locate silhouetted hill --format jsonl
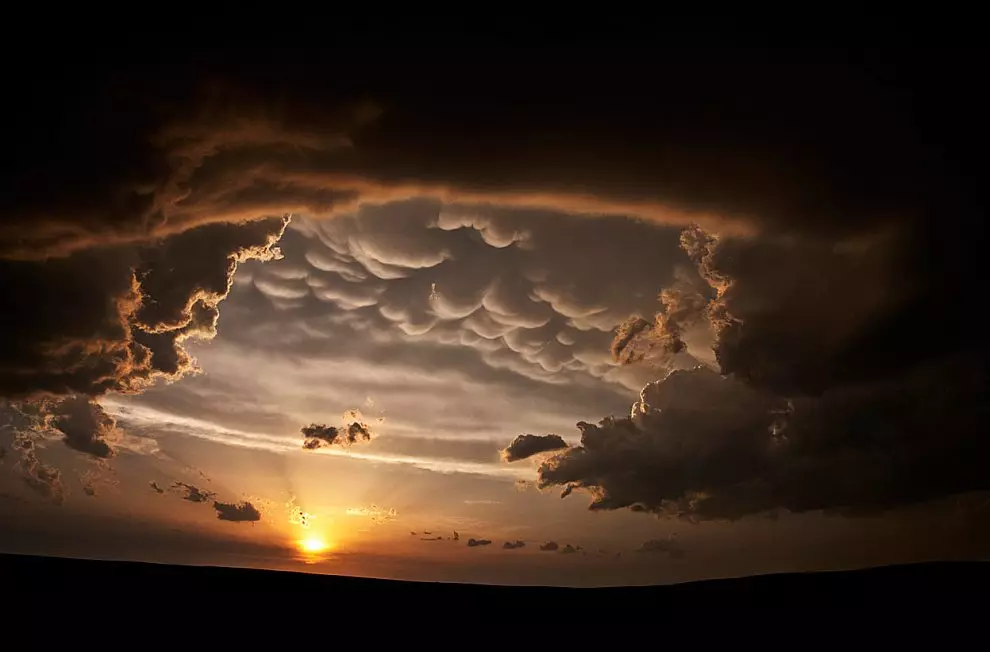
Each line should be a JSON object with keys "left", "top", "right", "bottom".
{"left": 2, "top": 553, "right": 986, "bottom": 607}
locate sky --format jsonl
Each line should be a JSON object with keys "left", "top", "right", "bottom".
{"left": 1, "top": 40, "right": 988, "bottom": 586}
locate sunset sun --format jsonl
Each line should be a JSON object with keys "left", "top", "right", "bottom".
{"left": 298, "top": 536, "right": 330, "bottom": 555}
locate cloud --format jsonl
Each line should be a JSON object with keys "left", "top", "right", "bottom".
{"left": 0, "top": 216, "right": 288, "bottom": 399}
{"left": 560, "top": 544, "right": 581, "bottom": 554}
{"left": 149, "top": 481, "right": 165, "bottom": 494}
{"left": 301, "top": 420, "right": 373, "bottom": 450}
{"left": 213, "top": 501, "right": 262, "bottom": 522}
{"left": 539, "top": 541, "right": 559, "bottom": 552}
{"left": 501, "top": 434, "right": 568, "bottom": 462}
{"left": 637, "top": 537, "right": 686, "bottom": 559}
{"left": 537, "top": 358, "right": 990, "bottom": 520}
{"left": 14, "top": 439, "right": 64, "bottom": 505}
{"left": 466, "top": 538, "right": 492, "bottom": 547}
{"left": 49, "top": 396, "right": 118, "bottom": 459}
{"left": 171, "top": 482, "right": 216, "bottom": 503}
{"left": 502, "top": 540, "right": 525, "bottom": 549}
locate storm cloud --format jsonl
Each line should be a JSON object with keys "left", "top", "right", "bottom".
{"left": 6, "top": 47, "right": 980, "bottom": 409}
{"left": 501, "top": 434, "right": 568, "bottom": 462}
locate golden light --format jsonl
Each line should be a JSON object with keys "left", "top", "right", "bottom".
{"left": 298, "top": 535, "right": 331, "bottom": 555}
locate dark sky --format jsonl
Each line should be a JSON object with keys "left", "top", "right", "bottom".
{"left": 1, "top": 38, "right": 988, "bottom": 584}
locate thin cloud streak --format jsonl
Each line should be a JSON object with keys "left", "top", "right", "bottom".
{"left": 100, "top": 400, "right": 531, "bottom": 480}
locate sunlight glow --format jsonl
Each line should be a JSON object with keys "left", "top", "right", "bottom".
{"left": 298, "top": 535, "right": 331, "bottom": 554}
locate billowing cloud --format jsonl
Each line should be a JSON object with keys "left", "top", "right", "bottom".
{"left": 171, "top": 482, "right": 216, "bottom": 504}
{"left": 538, "top": 358, "right": 990, "bottom": 520}
{"left": 0, "top": 217, "right": 288, "bottom": 399}
{"left": 213, "top": 501, "right": 262, "bottom": 523}
{"left": 501, "top": 434, "right": 568, "bottom": 462}
{"left": 49, "top": 396, "right": 118, "bottom": 459}
{"left": 502, "top": 540, "right": 526, "bottom": 550}
{"left": 539, "top": 541, "right": 559, "bottom": 552}
{"left": 466, "top": 538, "right": 492, "bottom": 547}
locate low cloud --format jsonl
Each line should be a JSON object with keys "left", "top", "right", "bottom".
{"left": 302, "top": 421, "right": 373, "bottom": 449}
{"left": 213, "top": 501, "right": 262, "bottom": 522}
{"left": 539, "top": 541, "right": 559, "bottom": 552}
{"left": 502, "top": 540, "right": 526, "bottom": 550}
{"left": 172, "top": 482, "right": 216, "bottom": 504}
{"left": 467, "top": 538, "right": 492, "bottom": 547}
{"left": 149, "top": 481, "right": 165, "bottom": 494}
{"left": 501, "top": 434, "right": 568, "bottom": 462}
{"left": 560, "top": 544, "right": 581, "bottom": 554}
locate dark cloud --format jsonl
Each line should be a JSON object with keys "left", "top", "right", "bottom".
{"left": 501, "top": 434, "right": 568, "bottom": 463}
{"left": 301, "top": 420, "right": 373, "bottom": 450}
{"left": 539, "top": 541, "right": 559, "bottom": 552}
{"left": 466, "top": 538, "right": 492, "bottom": 547}
{"left": 8, "top": 47, "right": 980, "bottom": 404}
{"left": 538, "top": 360, "right": 990, "bottom": 520}
{"left": 0, "top": 217, "right": 287, "bottom": 399}
{"left": 560, "top": 544, "right": 581, "bottom": 555}
{"left": 502, "top": 540, "right": 525, "bottom": 550}
{"left": 213, "top": 501, "right": 262, "bottom": 522}
{"left": 171, "top": 482, "right": 216, "bottom": 504}
{"left": 49, "top": 396, "right": 117, "bottom": 459}
{"left": 149, "top": 481, "right": 165, "bottom": 494}
{"left": 637, "top": 537, "right": 686, "bottom": 559}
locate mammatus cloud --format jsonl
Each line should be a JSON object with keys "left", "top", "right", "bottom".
{"left": 636, "top": 536, "right": 686, "bottom": 559}
{"left": 301, "top": 421, "right": 373, "bottom": 449}
{"left": 501, "top": 434, "right": 568, "bottom": 462}
{"left": 172, "top": 482, "right": 216, "bottom": 504}
{"left": 502, "top": 540, "right": 526, "bottom": 550}
{"left": 213, "top": 501, "right": 262, "bottom": 522}
{"left": 466, "top": 538, "right": 492, "bottom": 547}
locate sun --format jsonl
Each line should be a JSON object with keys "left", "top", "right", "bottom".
{"left": 298, "top": 535, "right": 331, "bottom": 554}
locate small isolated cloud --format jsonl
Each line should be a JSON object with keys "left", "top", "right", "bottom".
{"left": 149, "top": 481, "right": 164, "bottom": 494}
{"left": 213, "top": 501, "right": 262, "bottom": 522}
{"left": 50, "top": 396, "right": 117, "bottom": 459}
{"left": 172, "top": 481, "right": 216, "bottom": 503}
{"left": 560, "top": 544, "right": 581, "bottom": 554}
{"left": 503, "top": 540, "right": 526, "bottom": 550}
{"left": 501, "top": 434, "right": 568, "bottom": 462}
{"left": 467, "top": 538, "right": 492, "bottom": 547}
{"left": 636, "top": 537, "right": 686, "bottom": 559}
{"left": 421, "top": 536, "right": 443, "bottom": 541}
{"left": 539, "top": 541, "right": 559, "bottom": 552}
{"left": 301, "top": 421, "right": 373, "bottom": 450}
